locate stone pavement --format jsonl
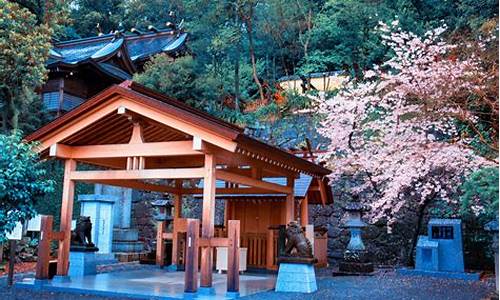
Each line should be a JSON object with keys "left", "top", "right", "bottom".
{"left": 1, "top": 265, "right": 495, "bottom": 300}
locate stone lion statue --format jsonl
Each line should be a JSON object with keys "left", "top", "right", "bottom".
{"left": 284, "top": 221, "right": 313, "bottom": 258}
{"left": 71, "top": 216, "right": 94, "bottom": 247}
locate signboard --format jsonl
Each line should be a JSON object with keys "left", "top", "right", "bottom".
{"left": 27, "top": 214, "right": 42, "bottom": 232}
{"left": 5, "top": 222, "right": 23, "bottom": 240}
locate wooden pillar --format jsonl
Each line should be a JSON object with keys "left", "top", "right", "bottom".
{"left": 285, "top": 177, "right": 295, "bottom": 223}
{"left": 171, "top": 190, "right": 182, "bottom": 266}
{"left": 266, "top": 228, "right": 274, "bottom": 270}
{"left": 184, "top": 218, "right": 199, "bottom": 293}
{"left": 201, "top": 154, "right": 216, "bottom": 287}
{"left": 57, "top": 159, "right": 76, "bottom": 276}
{"left": 156, "top": 220, "right": 166, "bottom": 267}
{"left": 227, "top": 220, "right": 240, "bottom": 293}
{"left": 300, "top": 195, "right": 309, "bottom": 227}
{"left": 36, "top": 215, "right": 53, "bottom": 279}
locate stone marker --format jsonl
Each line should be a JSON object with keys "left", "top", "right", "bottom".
{"left": 399, "top": 218, "right": 480, "bottom": 280}
{"left": 78, "top": 194, "right": 117, "bottom": 262}
{"left": 275, "top": 222, "right": 318, "bottom": 293}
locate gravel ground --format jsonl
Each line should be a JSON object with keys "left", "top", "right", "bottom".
{"left": 0, "top": 266, "right": 496, "bottom": 300}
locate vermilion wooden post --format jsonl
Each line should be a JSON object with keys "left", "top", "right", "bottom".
{"left": 227, "top": 220, "right": 240, "bottom": 293}
{"left": 201, "top": 154, "right": 216, "bottom": 288}
{"left": 266, "top": 228, "right": 274, "bottom": 270}
{"left": 184, "top": 218, "right": 199, "bottom": 293}
{"left": 156, "top": 221, "right": 166, "bottom": 267}
{"left": 285, "top": 177, "right": 295, "bottom": 223}
{"left": 57, "top": 159, "right": 76, "bottom": 276}
{"left": 300, "top": 195, "right": 309, "bottom": 227}
{"left": 171, "top": 190, "right": 182, "bottom": 267}
{"left": 36, "top": 215, "right": 53, "bottom": 279}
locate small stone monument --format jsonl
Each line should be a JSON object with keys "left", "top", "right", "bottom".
{"left": 399, "top": 218, "right": 480, "bottom": 280}
{"left": 275, "top": 221, "right": 317, "bottom": 293}
{"left": 78, "top": 194, "right": 117, "bottom": 263}
{"left": 68, "top": 216, "right": 99, "bottom": 277}
{"left": 484, "top": 219, "right": 498, "bottom": 292}
{"left": 335, "top": 201, "right": 374, "bottom": 275}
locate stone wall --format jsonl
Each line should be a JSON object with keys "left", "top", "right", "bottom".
{"left": 309, "top": 189, "right": 495, "bottom": 268}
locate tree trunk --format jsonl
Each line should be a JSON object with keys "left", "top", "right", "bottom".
{"left": 407, "top": 196, "right": 433, "bottom": 266}
{"left": 242, "top": 5, "right": 265, "bottom": 101}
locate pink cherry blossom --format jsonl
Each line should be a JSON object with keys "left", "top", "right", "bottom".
{"left": 318, "top": 22, "right": 498, "bottom": 229}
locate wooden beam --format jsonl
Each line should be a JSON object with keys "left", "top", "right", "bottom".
{"left": 49, "top": 141, "right": 200, "bottom": 159}
{"left": 198, "top": 237, "right": 229, "bottom": 248}
{"left": 180, "top": 187, "right": 284, "bottom": 195}
{"left": 57, "top": 159, "right": 76, "bottom": 276}
{"left": 120, "top": 100, "right": 238, "bottom": 152}
{"left": 216, "top": 170, "right": 293, "bottom": 194}
{"left": 83, "top": 179, "right": 179, "bottom": 193}
{"left": 201, "top": 154, "right": 216, "bottom": 288}
{"left": 69, "top": 168, "right": 205, "bottom": 181}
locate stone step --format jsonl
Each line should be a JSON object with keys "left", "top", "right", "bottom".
{"left": 112, "top": 241, "right": 144, "bottom": 253}
{"left": 113, "top": 229, "right": 139, "bottom": 241}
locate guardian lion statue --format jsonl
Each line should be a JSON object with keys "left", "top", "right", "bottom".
{"left": 71, "top": 216, "right": 95, "bottom": 247}
{"left": 284, "top": 221, "right": 313, "bottom": 258}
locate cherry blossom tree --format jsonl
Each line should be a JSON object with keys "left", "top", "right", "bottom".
{"left": 318, "top": 20, "right": 498, "bottom": 243}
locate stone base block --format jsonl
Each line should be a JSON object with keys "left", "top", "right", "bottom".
{"left": 275, "top": 262, "right": 317, "bottom": 293}
{"left": 339, "top": 261, "right": 374, "bottom": 274}
{"left": 113, "top": 229, "right": 139, "bottom": 241}
{"left": 398, "top": 268, "right": 481, "bottom": 281}
{"left": 69, "top": 251, "right": 97, "bottom": 277}
{"left": 112, "top": 241, "right": 144, "bottom": 252}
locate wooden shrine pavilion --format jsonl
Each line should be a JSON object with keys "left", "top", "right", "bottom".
{"left": 26, "top": 80, "right": 332, "bottom": 293}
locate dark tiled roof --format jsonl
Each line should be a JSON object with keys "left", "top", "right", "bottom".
{"left": 48, "top": 30, "right": 187, "bottom": 68}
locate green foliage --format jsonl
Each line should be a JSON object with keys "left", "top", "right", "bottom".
{"left": 0, "top": 0, "right": 51, "bottom": 133}
{"left": 13, "top": 0, "right": 73, "bottom": 39}
{"left": 460, "top": 167, "right": 499, "bottom": 224}
{"left": 0, "top": 132, "right": 54, "bottom": 242}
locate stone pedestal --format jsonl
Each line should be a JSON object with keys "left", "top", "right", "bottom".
{"left": 68, "top": 251, "right": 98, "bottom": 277}
{"left": 275, "top": 262, "right": 317, "bottom": 293}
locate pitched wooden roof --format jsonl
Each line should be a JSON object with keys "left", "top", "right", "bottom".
{"left": 26, "top": 81, "right": 331, "bottom": 178}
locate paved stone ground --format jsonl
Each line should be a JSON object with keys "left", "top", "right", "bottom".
{"left": 0, "top": 266, "right": 496, "bottom": 300}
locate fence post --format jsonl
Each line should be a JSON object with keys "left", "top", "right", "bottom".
{"left": 227, "top": 220, "right": 240, "bottom": 294}
{"left": 184, "top": 218, "right": 199, "bottom": 293}
{"left": 35, "top": 215, "right": 53, "bottom": 280}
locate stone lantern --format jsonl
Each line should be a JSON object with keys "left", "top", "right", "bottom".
{"left": 337, "top": 199, "right": 374, "bottom": 274}
{"left": 151, "top": 199, "right": 174, "bottom": 222}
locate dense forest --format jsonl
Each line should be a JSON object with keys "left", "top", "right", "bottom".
{"left": 4, "top": 0, "right": 499, "bottom": 146}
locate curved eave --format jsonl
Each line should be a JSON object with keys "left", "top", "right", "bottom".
{"left": 131, "top": 32, "right": 188, "bottom": 62}
{"left": 234, "top": 135, "right": 331, "bottom": 178}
